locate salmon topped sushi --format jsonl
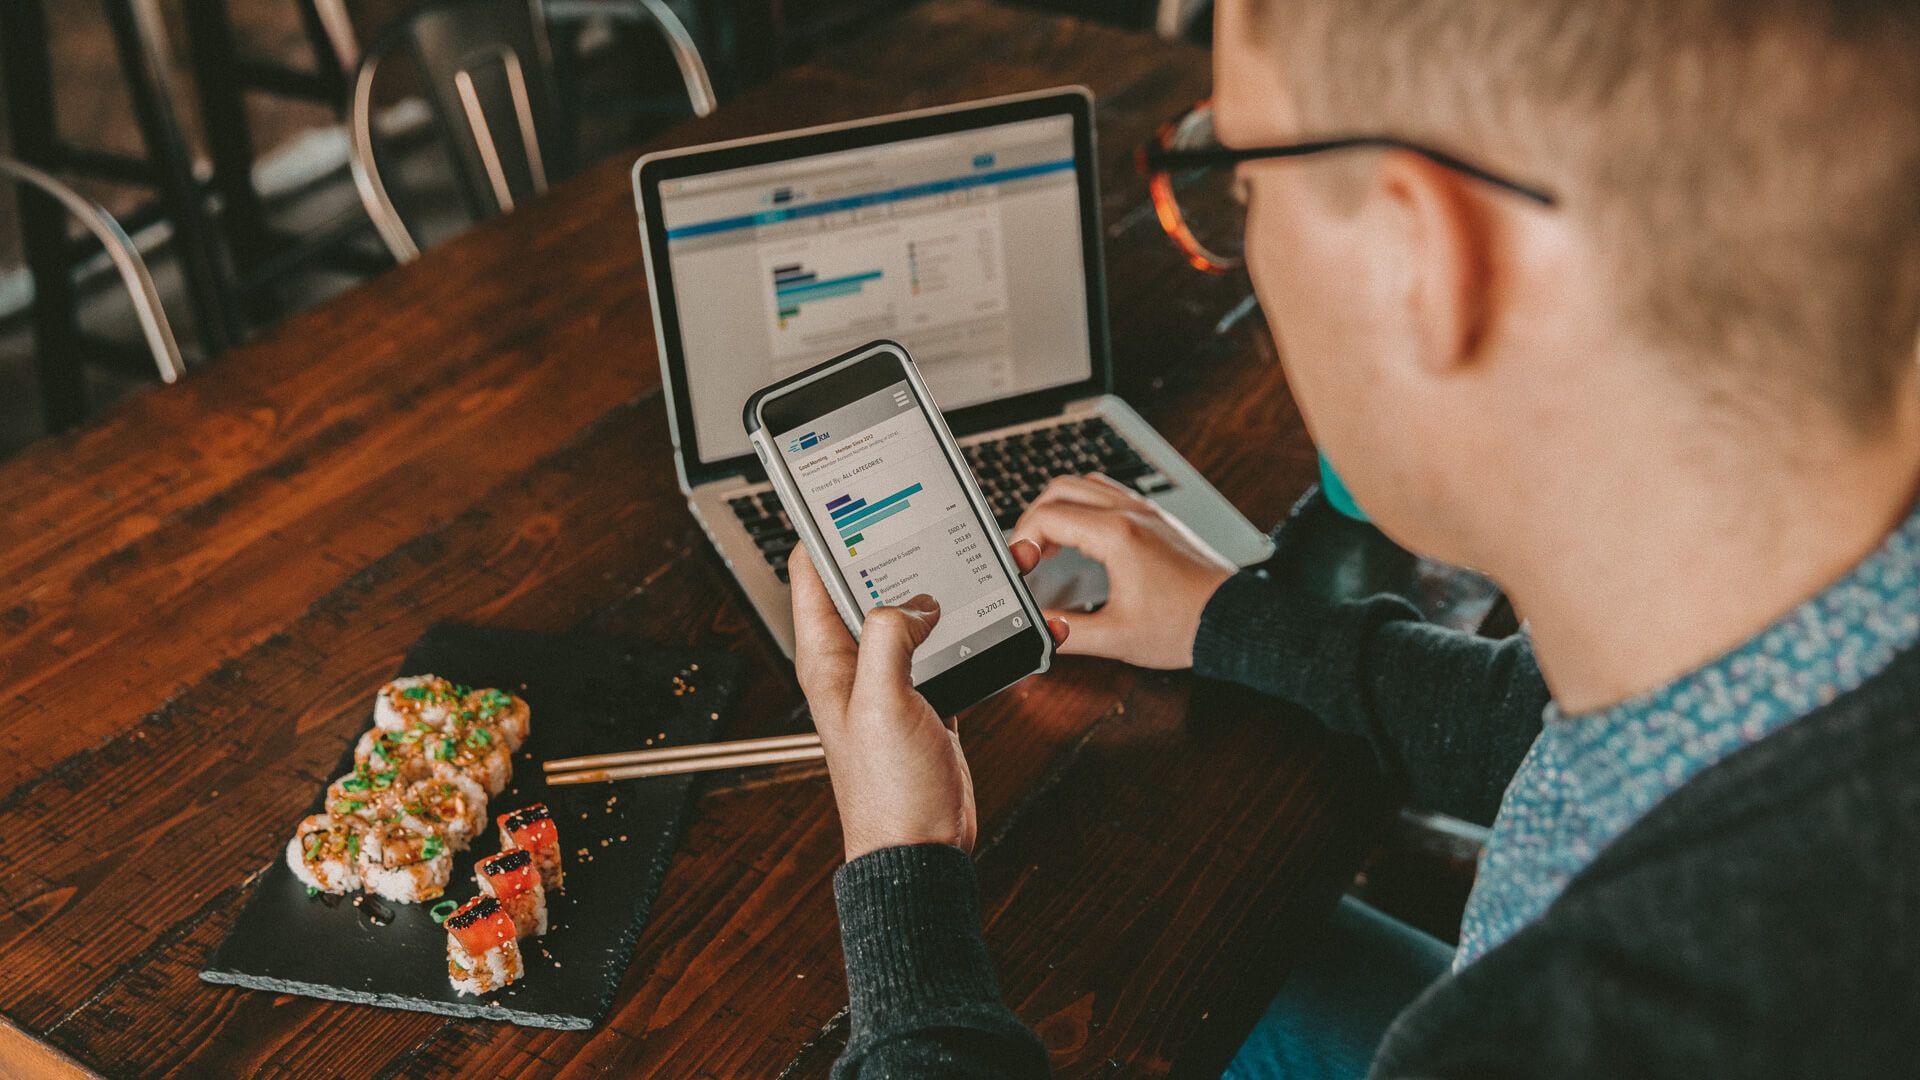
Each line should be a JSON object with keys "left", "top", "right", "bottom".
{"left": 446, "top": 895, "right": 524, "bottom": 996}
{"left": 356, "top": 817, "right": 453, "bottom": 903}
{"left": 476, "top": 848, "right": 548, "bottom": 938}
{"left": 497, "top": 803, "right": 563, "bottom": 892}
{"left": 286, "top": 813, "right": 364, "bottom": 894}
{"left": 397, "top": 774, "right": 487, "bottom": 851}
{"left": 465, "top": 688, "right": 530, "bottom": 752}
{"left": 374, "top": 675, "right": 460, "bottom": 732}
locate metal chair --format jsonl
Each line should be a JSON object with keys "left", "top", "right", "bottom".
{"left": 1154, "top": 0, "right": 1212, "bottom": 42}
{"left": 1, "top": 157, "right": 188, "bottom": 415}
{"left": 349, "top": 0, "right": 715, "bottom": 263}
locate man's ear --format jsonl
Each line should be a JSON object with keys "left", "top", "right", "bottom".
{"left": 1375, "top": 150, "right": 1495, "bottom": 376}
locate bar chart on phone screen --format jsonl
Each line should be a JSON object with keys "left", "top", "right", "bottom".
{"left": 781, "top": 381, "right": 1023, "bottom": 674}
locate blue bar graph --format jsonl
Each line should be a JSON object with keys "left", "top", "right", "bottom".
{"left": 830, "top": 482, "right": 922, "bottom": 555}
{"left": 838, "top": 501, "right": 909, "bottom": 535}
{"left": 772, "top": 265, "right": 883, "bottom": 328}
{"left": 836, "top": 484, "right": 922, "bottom": 536}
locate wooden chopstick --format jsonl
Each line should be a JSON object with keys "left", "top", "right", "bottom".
{"left": 544, "top": 744, "right": 826, "bottom": 785}
{"left": 543, "top": 731, "right": 821, "bottom": 773}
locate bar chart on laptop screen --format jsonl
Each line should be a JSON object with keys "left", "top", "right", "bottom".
{"left": 757, "top": 204, "right": 1011, "bottom": 365}
{"left": 770, "top": 261, "right": 885, "bottom": 330}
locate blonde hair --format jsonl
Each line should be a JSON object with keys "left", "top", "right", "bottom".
{"left": 1256, "top": 0, "right": 1920, "bottom": 433}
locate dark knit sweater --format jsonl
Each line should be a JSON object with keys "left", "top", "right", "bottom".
{"left": 829, "top": 529, "right": 1920, "bottom": 1077}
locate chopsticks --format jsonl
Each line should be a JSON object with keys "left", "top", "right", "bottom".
{"left": 542, "top": 732, "right": 824, "bottom": 785}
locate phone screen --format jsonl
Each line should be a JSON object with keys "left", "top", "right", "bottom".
{"left": 774, "top": 378, "right": 1029, "bottom": 682}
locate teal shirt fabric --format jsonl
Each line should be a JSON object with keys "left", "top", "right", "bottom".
{"left": 1455, "top": 499, "right": 1920, "bottom": 970}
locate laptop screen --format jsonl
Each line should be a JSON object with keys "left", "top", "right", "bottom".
{"left": 656, "top": 114, "right": 1095, "bottom": 465}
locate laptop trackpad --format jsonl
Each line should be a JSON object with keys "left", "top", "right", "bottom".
{"left": 1023, "top": 548, "right": 1109, "bottom": 613}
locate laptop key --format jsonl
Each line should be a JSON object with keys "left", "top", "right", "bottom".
{"left": 1135, "top": 473, "right": 1175, "bottom": 495}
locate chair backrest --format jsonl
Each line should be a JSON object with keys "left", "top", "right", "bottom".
{"left": 0, "top": 157, "right": 186, "bottom": 384}
{"left": 350, "top": 0, "right": 714, "bottom": 263}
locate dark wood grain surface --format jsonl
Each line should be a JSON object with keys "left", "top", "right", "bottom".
{"left": 0, "top": 4, "right": 1403, "bottom": 1075}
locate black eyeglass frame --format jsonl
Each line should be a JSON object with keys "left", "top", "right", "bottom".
{"left": 1141, "top": 137, "right": 1559, "bottom": 208}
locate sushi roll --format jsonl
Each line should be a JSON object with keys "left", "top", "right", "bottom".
{"left": 424, "top": 724, "right": 513, "bottom": 797}
{"left": 466, "top": 687, "right": 530, "bottom": 752}
{"left": 497, "top": 803, "right": 563, "bottom": 892}
{"left": 374, "top": 675, "right": 460, "bottom": 732}
{"left": 356, "top": 817, "right": 453, "bottom": 903}
{"left": 398, "top": 774, "right": 488, "bottom": 851}
{"left": 325, "top": 764, "right": 404, "bottom": 820}
{"left": 354, "top": 727, "right": 436, "bottom": 784}
{"left": 286, "top": 813, "right": 363, "bottom": 894}
{"left": 475, "top": 848, "right": 548, "bottom": 938}
{"left": 445, "top": 895, "right": 524, "bottom": 996}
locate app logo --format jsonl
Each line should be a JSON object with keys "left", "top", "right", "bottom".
{"left": 786, "top": 430, "right": 828, "bottom": 453}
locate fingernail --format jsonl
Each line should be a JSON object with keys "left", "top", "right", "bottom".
{"left": 901, "top": 594, "right": 938, "bottom": 615}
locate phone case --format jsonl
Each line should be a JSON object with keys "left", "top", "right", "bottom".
{"left": 743, "top": 340, "right": 1052, "bottom": 685}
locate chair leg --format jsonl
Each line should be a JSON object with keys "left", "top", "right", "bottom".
{"left": 182, "top": 0, "right": 273, "bottom": 282}
{"left": 2, "top": 0, "right": 90, "bottom": 430}
{"left": 296, "top": 0, "right": 357, "bottom": 93}
{"left": 103, "top": 0, "right": 240, "bottom": 351}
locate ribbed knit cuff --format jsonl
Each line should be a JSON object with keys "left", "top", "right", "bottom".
{"left": 833, "top": 843, "right": 1004, "bottom": 1041}
{"left": 1193, "top": 568, "right": 1337, "bottom": 701}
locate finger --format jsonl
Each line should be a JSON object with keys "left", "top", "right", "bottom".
{"left": 1027, "top": 474, "right": 1137, "bottom": 514}
{"left": 1015, "top": 480, "right": 1127, "bottom": 552}
{"left": 788, "top": 546, "right": 856, "bottom": 697}
{"left": 1010, "top": 501, "right": 1131, "bottom": 565}
{"left": 1041, "top": 607, "right": 1118, "bottom": 656}
{"left": 1085, "top": 472, "right": 1151, "bottom": 503}
{"left": 1010, "top": 537, "right": 1043, "bottom": 574}
{"left": 1046, "top": 616, "right": 1070, "bottom": 647}
{"left": 853, "top": 594, "right": 941, "bottom": 699}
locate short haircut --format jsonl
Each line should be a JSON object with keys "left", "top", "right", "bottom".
{"left": 1253, "top": 0, "right": 1920, "bottom": 434}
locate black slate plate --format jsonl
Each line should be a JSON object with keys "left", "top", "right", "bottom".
{"left": 201, "top": 624, "right": 741, "bottom": 1029}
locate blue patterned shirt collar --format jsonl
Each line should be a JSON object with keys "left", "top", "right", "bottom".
{"left": 1455, "top": 498, "right": 1920, "bottom": 970}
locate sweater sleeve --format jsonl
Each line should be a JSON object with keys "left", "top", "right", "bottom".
{"left": 831, "top": 843, "right": 1051, "bottom": 1079}
{"left": 1193, "top": 555, "right": 1549, "bottom": 828}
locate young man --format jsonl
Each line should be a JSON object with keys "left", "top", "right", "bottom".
{"left": 787, "top": 0, "right": 1920, "bottom": 1075}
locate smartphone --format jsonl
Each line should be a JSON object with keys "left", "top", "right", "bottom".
{"left": 744, "top": 339, "right": 1053, "bottom": 715}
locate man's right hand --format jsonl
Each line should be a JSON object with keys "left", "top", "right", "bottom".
{"left": 1010, "top": 474, "right": 1238, "bottom": 669}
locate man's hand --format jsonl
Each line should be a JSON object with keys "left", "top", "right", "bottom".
{"left": 789, "top": 545, "right": 1067, "bottom": 862}
{"left": 1011, "top": 474, "right": 1237, "bottom": 670}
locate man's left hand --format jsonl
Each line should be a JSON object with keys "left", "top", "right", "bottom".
{"left": 789, "top": 542, "right": 1067, "bottom": 862}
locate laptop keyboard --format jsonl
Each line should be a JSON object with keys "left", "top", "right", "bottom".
{"left": 728, "top": 415, "right": 1175, "bottom": 584}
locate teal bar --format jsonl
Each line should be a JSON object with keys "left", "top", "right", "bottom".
{"left": 837, "top": 499, "right": 908, "bottom": 537}
{"left": 775, "top": 269, "right": 882, "bottom": 298}
{"left": 781, "top": 281, "right": 864, "bottom": 305}
{"left": 836, "top": 483, "right": 921, "bottom": 534}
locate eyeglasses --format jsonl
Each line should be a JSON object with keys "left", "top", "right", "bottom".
{"left": 1135, "top": 100, "right": 1559, "bottom": 274}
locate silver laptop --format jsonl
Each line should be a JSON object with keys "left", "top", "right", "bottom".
{"left": 633, "top": 86, "right": 1274, "bottom": 657}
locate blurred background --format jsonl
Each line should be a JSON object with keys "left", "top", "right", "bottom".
{"left": 0, "top": 0, "right": 1211, "bottom": 458}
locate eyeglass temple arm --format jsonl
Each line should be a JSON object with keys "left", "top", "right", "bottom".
{"left": 1143, "top": 138, "right": 1558, "bottom": 207}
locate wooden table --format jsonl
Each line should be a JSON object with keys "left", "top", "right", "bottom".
{"left": 0, "top": 3, "right": 1409, "bottom": 1074}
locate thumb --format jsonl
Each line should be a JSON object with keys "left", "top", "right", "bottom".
{"left": 853, "top": 594, "right": 941, "bottom": 697}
